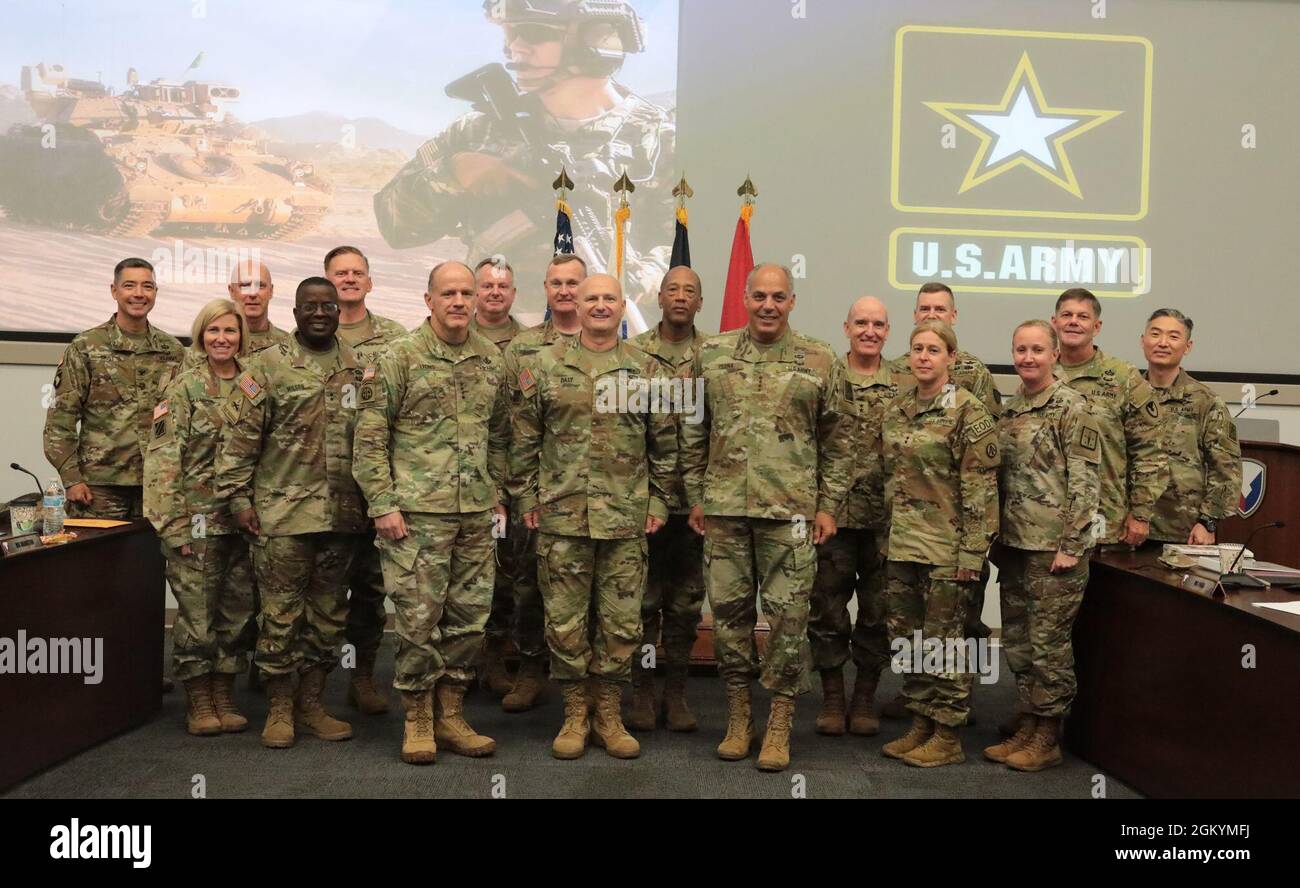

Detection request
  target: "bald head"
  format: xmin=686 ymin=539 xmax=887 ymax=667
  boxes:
xmin=228 ymin=259 xmax=274 ymax=325
xmin=576 ymin=273 xmax=624 ymax=337
xmin=844 ymin=295 xmax=890 ymax=363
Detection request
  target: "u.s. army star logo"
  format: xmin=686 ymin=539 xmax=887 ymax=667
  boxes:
xmin=924 ymin=53 xmax=1121 ymax=198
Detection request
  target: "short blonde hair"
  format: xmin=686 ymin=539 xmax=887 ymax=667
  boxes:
xmin=190 ymin=298 xmax=247 ymax=357
xmin=909 ymin=319 xmax=957 ymax=354
xmin=1013 ymin=319 xmax=1058 ymax=350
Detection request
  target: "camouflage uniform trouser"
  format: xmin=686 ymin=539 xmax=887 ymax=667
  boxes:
xmin=808 ymin=527 xmax=890 ymax=676
xmin=536 ymin=533 xmax=647 ymax=683
xmin=377 ymin=510 xmax=496 ymax=692
xmin=251 ymin=532 xmax=356 ymax=677
xmin=705 ymin=516 xmax=816 ymax=698
xmin=885 ymin=561 xmax=977 ymax=727
xmin=998 ymin=547 xmax=1090 ymax=717
xmin=345 ymin=527 xmax=387 ymax=656
xmin=634 ymin=512 xmax=706 ymax=676
xmin=498 ymin=503 xmax=547 ymax=659
xmin=164 ymin=534 xmax=255 ymax=680
xmin=71 ymin=484 xmax=143 ymax=519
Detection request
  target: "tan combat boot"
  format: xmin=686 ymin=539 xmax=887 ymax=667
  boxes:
xmin=880 ymin=693 xmax=910 ymax=720
xmin=400 ymin=690 xmax=436 ymax=764
xmin=847 ymin=668 xmax=880 ymax=736
xmin=626 ymin=672 xmax=657 ymax=732
xmin=294 ymin=666 xmax=353 ymax=741
xmin=815 ymin=667 xmax=847 ymax=736
xmin=480 ymin=637 xmax=514 ymax=697
xmin=347 ymin=647 xmax=390 ymax=715
xmin=591 ymin=679 xmax=641 ymax=758
xmin=902 ymin=723 xmax=965 ymax=768
xmin=433 ymin=681 xmax=496 ymax=757
xmin=757 ymin=695 xmax=796 ymax=772
xmin=261 ymin=675 xmax=296 ymax=749
xmin=882 ymin=715 xmax=933 ymax=759
xmin=662 ymin=668 xmax=698 ymax=732
xmin=501 ymin=655 xmax=546 ymax=712
xmin=717 ymin=684 xmax=755 ymax=760
xmin=552 ymin=681 xmax=590 ymax=760
xmin=984 ymin=713 xmax=1038 ymax=763
xmin=183 ymin=675 xmax=222 ymax=736
xmin=1005 ymin=716 xmax=1064 ymax=771
xmin=210 ymin=672 xmax=248 ymax=733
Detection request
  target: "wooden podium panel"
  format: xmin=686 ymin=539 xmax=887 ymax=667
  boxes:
xmin=0 ymin=519 xmax=164 ymax=792
xmin=1219 ymin=440 xmax=1300 ymax=566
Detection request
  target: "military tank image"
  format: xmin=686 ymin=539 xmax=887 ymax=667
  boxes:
xmin=0 ymin=63 xmax=332 ymax=239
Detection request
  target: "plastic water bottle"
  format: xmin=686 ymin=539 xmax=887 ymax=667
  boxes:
xmin=42 ymin=478 xmax=66 ymax=535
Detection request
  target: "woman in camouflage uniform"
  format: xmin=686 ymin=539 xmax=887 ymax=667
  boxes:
xmin=984 ymin=320 xmax=1101 ymax=771
xmin=144 ymin=299 xmax=256 ymax=736
xmin=880 ymin=321 xmax=999 ymax=768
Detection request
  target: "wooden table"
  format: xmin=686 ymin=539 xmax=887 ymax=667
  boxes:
xmin=0 ymin=519 xmax=164 ymax=792
xmin=1069 ymin=547 xmax=1300 ymax=798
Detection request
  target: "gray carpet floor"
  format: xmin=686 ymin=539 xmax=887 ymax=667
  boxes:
xmin=6 ymin=639 xmax=1140 ymax=799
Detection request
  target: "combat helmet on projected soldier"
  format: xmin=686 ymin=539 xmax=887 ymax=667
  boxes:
xmin=373 ymin=0 xmax=674 ymax=303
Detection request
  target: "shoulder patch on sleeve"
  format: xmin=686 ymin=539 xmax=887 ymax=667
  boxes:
xmin=153 ymin=399 xmax=170 ymax=420
xmin=238 ymin=373 xmax=263 ymax=402
xmin=965 ymin=414 xmax=996 ymax=444
xmin=1144 ymin=399 xmax=1159 ymax=420
xmin=362 ymin=365 xmax=377 ymax=382
xmin=1073 ymin=419 xmax=1103 ymax=465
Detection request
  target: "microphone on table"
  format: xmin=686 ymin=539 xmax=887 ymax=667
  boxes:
xmin=1221 ymin=521 xmax=1286 ymax=587
xmin=9 ymin=462 xmax=43 ymax=500
xmin=1233 ymin=389 xmax=1279 ymax=418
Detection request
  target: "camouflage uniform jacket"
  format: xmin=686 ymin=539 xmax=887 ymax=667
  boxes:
xmin=890 ymin=348 xmax=1001 ymax=414
xmin=337 ymin=311 xmax=408 ymax=366
xmin=631 ymin=323 xmax=705 ymax=515
xmin=44 ymin=315 xmax=184 ymax=487
xmin=470 ymin=315 xmax=525 ymax=351
xmin=997 ymin=380 xmax=1103 ymax=556
xmin=214 ymin=334 xmax=366 ymax=536
xmin=1055 ymin=348 xmax=1167 ymax=541
xmin=503 ymin=317 xmax=579 ymax=410
xmin=508 ymin=337 xmax=677 ymax=539
xmin=680 ymin=327 xmax=853 ymax=521
xmin=1145 ymin=369 xmax=1242 ymax=542
xmin=882 ymin=386 xmax=1000 ymax=573
xmin=144 ymin=360 xmax=248 ymax=547
xmin=373 ymin=87 xmax=674 ymax=296
xmin=838 ymin=362 xmax=912 ymax=531
xmin=352 ymin=322 xmax=510 ymax=518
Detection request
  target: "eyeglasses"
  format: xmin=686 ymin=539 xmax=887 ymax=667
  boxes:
xmin=299 ymin=301 xmax=339 ymax=315
xmin=504 ymin=22 xmax=565 ymax=45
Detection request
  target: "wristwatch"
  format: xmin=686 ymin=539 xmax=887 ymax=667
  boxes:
xmin=1198 ymin=516 xmax=1218 ymax=534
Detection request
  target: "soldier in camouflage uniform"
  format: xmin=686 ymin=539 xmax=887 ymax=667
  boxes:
xmin=983 ymin=320 xmax=1102 ymax=772
xmin=1139 ymin=309 xmax=1242 ymax=544
xmin=882 ymin=283 xmax=999 ymax=720
xmin=353 ymin=261 xmax=511 ymax=764
xmin=472 ymin=257 xmax=529 ymax=696
xmin=879 ymin=321 xmax=999 ymax=769
xmin=509 ymin=274 xmax=677 ymax=760
xmin=1052 ymin=289 xmax=1167 ymax=547
xmin=373 ymin=0 xmax=673 ymax=308
xmin=214 ymin=278 xmax=367 ymax=750
xmin=497 ymin=253 xmax=586 ymax=712
xmin=44 ymin=257 xmax=184 ymax=519
xmin=323 ymin=246 xmax=410 ymax=716
xmin=681 ymin=264 xmax=854 ymax=772
xmin=626 ymin=266 xmax=707 ymax=734
xmin=809 ymin=297 xmax=911 ymax=739
xmin=145 ymin=299 xmax=256 ymax=737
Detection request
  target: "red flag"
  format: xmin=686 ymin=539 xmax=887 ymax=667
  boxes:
xmin=719 ymin=204 xmax=754 ymax=332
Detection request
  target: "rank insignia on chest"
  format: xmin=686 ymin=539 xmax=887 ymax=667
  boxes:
xmin=238 ymin=376 xmax=262 ymax=400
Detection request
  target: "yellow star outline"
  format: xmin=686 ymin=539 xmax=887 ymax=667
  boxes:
xmin=923 ymin=52 xmax=1122 ymax=198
